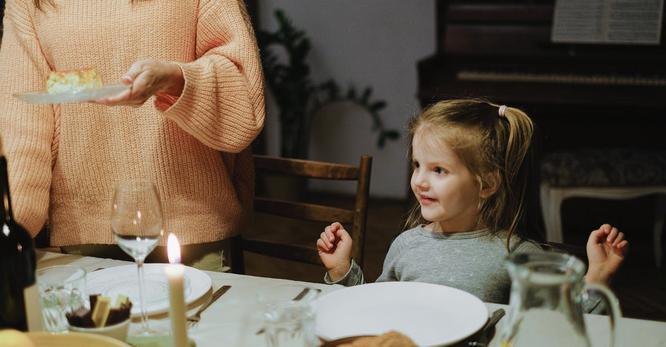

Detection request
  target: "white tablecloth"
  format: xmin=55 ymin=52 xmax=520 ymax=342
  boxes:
xmin=36 ymin=252 xmax=666 ymax=347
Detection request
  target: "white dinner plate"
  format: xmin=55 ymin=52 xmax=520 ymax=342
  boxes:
xmin=314 ymin=282 xmax=488 ymax=346
xmin=14 ymin=84 xmax=128 ymax=104
xmin=86 ymin=264 xmax=212 ymax=317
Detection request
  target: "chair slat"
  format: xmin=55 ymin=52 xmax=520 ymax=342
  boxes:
xmin=254 ymin=198 xmax=355 ymax=223
xmin=242 ymin=239 xmax=321 ymax=265
xmin=254 ymin=155 xmax=360 ymax=180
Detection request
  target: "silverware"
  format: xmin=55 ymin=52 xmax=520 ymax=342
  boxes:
xmin=255 ymin=287 xmax=321 ymax=335
xmin=467 ymin=308 xmax=506 ymax=347
xmin=291 ymin=287 xmax=311 ymax=301
xmin=187 ymin=285 xmax=232 ymax=327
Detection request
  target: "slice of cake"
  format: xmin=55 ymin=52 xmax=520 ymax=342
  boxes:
xmin=46 ymin=68 xmax=103 ymax=94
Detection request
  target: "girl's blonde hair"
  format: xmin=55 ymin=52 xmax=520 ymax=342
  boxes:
xmin=405 ymin=99 xmax=534 ymax=248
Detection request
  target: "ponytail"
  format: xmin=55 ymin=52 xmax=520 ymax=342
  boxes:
xmin=493 ymin=105 xmax=534 ymax=250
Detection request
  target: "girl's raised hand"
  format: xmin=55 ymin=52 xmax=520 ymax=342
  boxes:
xmin=585 ymin=224 xmax=629 ymax=285
xmin=317 ymin=222 xmax=353 ymax=282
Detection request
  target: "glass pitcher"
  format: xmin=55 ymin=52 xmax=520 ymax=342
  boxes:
xmin=498 ymin=251 xmax=621 ymax=347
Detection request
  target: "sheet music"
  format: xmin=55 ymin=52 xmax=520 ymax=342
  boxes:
xmin=552 ymin=0 xmax=664 ymax=45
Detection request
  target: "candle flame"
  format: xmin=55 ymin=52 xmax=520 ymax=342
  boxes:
xmin=167 ymin=233 xmax=181 ymax=264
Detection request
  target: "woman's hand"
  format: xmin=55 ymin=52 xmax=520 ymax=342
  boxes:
xmin=317 ymin=222 xmax=353 ymax=282
xmin=585 ymin=224 xmax=628 ymax=285
xmin=96 ymin=59 xmax=184 ymax=107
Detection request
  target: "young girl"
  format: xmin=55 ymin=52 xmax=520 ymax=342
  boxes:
xmin=316 ymin=99 xmax=628 ymax=305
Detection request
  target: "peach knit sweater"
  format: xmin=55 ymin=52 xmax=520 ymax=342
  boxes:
xmin=0 ymin=0 xmax=265 ymax=246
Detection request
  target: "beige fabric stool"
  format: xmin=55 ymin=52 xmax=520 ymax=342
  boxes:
xmin=540 ymin=149 xmax=666 ymax=268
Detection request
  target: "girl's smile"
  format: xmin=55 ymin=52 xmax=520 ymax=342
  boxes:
xmin=418 ymin=194 xmax=437 ymax=205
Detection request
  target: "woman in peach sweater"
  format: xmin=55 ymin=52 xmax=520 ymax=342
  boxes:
xmin=0 ymin=0 xmax=265 ymax=269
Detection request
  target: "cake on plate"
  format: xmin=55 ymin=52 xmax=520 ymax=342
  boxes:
xmin=46 ymin=68 xmax=102 ymax=94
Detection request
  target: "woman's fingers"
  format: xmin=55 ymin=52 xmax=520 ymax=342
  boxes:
xmin=95 ymin=87 xmax=132 ymax=105
xmin=123 ymin=60 xmax=149 ymax=82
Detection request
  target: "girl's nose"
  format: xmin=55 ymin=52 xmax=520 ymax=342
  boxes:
xmin=413 ymin=171 xmax=429 ymax=189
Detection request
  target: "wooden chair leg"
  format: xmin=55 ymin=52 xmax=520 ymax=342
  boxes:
xmin=654 ymin=194 xmax=666 ymax=269
xmin=230 ymin=236 xmax=245 ymax=274
xmin=543 ymin=186 xmax=565 ymax=243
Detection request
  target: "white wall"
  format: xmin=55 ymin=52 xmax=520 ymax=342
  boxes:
xmin=258 ymin=1 xmax=436 ymax=199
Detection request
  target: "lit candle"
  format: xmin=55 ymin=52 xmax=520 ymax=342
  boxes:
xmin=166 ymin=233 xmax=188 ymax=347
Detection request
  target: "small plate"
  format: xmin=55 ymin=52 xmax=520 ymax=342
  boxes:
xmin=14 ymin=84 xmax=128 ymax=104
xmin=86 ymin=264 xmax=212 ymax=317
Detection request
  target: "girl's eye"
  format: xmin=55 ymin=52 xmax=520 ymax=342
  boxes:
xmin=412 ymin=161 xmax=420 ymax=169
xmin=434 ymin=167 xmax=447 ymax=174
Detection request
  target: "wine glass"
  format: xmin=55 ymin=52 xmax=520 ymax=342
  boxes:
xmin=111 ymin=180 xmax=163 ymax=336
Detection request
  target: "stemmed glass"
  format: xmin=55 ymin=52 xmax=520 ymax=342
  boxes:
xmin=111 ymin=180 xmax=164 ymax=336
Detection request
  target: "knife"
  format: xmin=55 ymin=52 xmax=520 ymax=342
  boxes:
xmin=467 ymin=308 xmax=506 ymax=347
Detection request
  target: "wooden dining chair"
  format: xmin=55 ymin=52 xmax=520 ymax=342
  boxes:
xmin=230 ymin=155 xmax=373 ymax=274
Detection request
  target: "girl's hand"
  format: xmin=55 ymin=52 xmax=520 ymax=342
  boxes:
xmin=316 ymin=222 xmax=353 ymax=282
xmin=585 ymin=224 xmax=628 ymax=285
xmin=95 ymin=59 xmax=184 ymax=107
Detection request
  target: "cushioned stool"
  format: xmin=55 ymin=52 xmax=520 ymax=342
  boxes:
xmin=540 ymin=149 xmax=666 ymax=268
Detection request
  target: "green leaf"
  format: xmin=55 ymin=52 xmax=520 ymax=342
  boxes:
xmin=384 ymin=130 xmax=401 ymax=139
xmin=346 ymin=87 xmax=357 ymax=100
xmin=378 ymin=134 xmax=386 ymax=148
xmin=360 ymin=87 xmax=372 ymax=104
xmin=369 ymin=101 xmax=386 ymax=112
xmin=260 ymin=8 xmax=401 ymax=156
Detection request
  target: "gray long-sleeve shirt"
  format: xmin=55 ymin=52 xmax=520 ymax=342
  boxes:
xmin=325 ymin=226 xmax=602 ymax=311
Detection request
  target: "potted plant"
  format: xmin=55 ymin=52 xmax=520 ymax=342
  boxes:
xmin=257 ymin=10 xmax=400 ymax=160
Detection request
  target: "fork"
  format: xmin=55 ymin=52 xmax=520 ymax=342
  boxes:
xmin=187 ymin=285 xmax=232 ymax=328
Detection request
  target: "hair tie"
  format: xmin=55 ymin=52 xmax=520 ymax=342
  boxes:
xmin=498 ymin=105 xmax=507 ymax=117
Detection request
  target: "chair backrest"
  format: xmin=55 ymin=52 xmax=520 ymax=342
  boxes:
xmin=230 ymin=155 xmax=372 ymax=274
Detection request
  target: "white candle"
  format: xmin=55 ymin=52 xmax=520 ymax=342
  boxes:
xmin=166 ymin=233 xmax=188 ymax=347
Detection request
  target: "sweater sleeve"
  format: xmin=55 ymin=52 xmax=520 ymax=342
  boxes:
xmin=323 ymin=259 xmax=365 ymax=286
xmin=160 ymin=0 xmax=265 ymax=153
xmin=0 ymin=0 xmax=54 ymax=236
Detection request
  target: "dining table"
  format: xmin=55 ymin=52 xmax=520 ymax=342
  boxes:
xmin=36 ymin=251 xmax=666 ymax=347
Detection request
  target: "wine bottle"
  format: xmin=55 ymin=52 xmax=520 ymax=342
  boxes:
xmin=0 ymin=137 xmax=42 ymax=331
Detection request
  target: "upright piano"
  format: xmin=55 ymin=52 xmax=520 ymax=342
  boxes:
xmin=418 ymin=0 xmax=666 ymax=153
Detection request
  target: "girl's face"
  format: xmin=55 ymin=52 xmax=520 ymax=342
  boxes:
xmin=410 ymin=131 xmax=482 ymax=232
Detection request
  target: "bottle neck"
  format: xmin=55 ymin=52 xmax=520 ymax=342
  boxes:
xmin=0 ymin=156 xmax=13 ymax=222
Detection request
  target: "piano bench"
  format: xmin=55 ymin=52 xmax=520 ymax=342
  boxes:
xmin=539 ymin=149 xmax=666 ymax=268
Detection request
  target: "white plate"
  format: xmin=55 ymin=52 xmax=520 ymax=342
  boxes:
xmin=14 ymin=84 xmax=128 ymax=104
xmin=314 ymin=282 xmax=488 ymax=346
xmin=86 ymin=264 xmax=212 ymax=317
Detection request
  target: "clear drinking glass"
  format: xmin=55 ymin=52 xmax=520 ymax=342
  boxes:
xmin=256 ymin=284 xmax=321 ymax=347
xmin=111 ymin=180 xmax=163 ymax=336
xmin=36 ymin=265 xmax=87 ymax=333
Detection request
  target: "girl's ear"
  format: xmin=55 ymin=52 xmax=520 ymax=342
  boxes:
xmin=479 ymin=170 xmax=500 ymax=199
